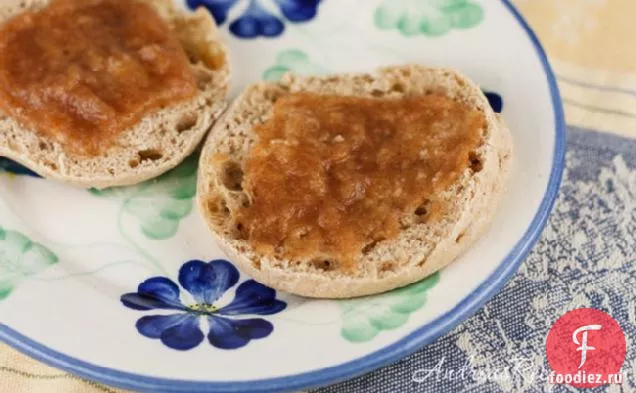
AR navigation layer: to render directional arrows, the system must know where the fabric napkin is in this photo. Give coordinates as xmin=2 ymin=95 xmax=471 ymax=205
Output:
xmin=2 ymin=1 xmax=635 ymax=392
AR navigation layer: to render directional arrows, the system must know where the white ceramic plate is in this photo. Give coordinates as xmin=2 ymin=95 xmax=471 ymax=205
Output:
xmin=0 ymin=0 xmax=565 ymax=392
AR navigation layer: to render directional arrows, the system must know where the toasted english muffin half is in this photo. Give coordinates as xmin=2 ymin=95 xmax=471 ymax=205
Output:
xmin=0 ymin=0 xmax=230 ymax=189
xmin=197 ymin=65 xmax=512 ymax=298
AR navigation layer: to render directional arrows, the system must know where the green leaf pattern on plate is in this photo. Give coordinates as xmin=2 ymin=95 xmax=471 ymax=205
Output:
xmin=340 ymin=272 xmax=440 ymax=342
xmin=0 ymin=226 xmax=58 ymax=301
xmin=263 ymin=49 xmax=327 ymax=81
xmin=375 ymin=0 xmax=484 ymax=37
xmin=90 ymin=154 xmax=198 ymax=240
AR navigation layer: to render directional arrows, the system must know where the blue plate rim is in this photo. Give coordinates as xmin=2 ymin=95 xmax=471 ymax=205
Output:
xmin=0 ymin=1 xmax=566 ymax=392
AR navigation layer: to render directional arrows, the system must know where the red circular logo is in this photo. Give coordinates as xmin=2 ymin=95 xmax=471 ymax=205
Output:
xmin=546 ymin=308 xmax=626 ymax=388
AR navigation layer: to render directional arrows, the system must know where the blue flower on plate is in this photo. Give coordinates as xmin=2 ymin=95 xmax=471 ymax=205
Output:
xmin=483 ymin=91 xmax=503 ymax=113
xmin=121 ymin=259 xmax=286 ymax=351
xmin=0 ymin=158 xmax=40 ymax=178
xmin=187 ymin=0 xmax=321 ymax=38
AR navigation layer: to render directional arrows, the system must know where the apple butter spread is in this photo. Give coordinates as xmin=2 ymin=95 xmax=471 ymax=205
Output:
xmin=0 ymin=0 xmax=198 ymax=155
xmin=236 ymin=93 xmax=486 ymax=269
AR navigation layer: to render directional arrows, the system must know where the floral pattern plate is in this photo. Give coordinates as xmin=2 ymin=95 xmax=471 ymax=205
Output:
xmin=0 ymin=0 xmax=565 ymax=392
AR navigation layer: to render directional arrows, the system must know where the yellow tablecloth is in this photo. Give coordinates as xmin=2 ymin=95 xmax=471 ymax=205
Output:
xmin=519 ymin=0 xmax=636 ymax=138
xmin=2 ymin=1 xmax=634 ymax=391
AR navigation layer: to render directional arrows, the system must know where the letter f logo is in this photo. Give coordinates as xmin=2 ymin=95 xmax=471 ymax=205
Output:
xmin=573 ymin=325 xmax=602 ymax=369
